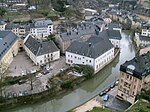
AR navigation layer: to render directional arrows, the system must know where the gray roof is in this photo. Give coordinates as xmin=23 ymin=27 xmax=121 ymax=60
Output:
xmin=25 ymin=36 xmax=59 ymax=56
xmin=66 ymin=35 xmax=114 ymax=59
xmin=0 ymin=31 xmax=18 ymax=60
xmin=139 ymin=35 xmax=150 ymax=41
xmin=0 ymin=20 xmax=6 ymax=25
xmin=59 ymin=22 xmax=98 ymax=41
xmin=30 ymin=19 xmax=53 ymax=28
xmin=108 ymin=22 xmax=120 ymax=30
xmin=107 ymin=30 xmax=122 ymax=40
xmin=5 ymin=23 xmax=20 ymax=30
xmin=120 ymin=52 xmax=150 ymax=79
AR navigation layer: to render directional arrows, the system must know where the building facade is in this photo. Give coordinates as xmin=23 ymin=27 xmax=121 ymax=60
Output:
xmin=66 ymin=35 xmax=114 ymax=73
xmin=117 ymin=52 xmax=150 ymax=104
xmin=30 ymin=19 xmax=53 ymax=38
xmin=0 ymin=31 xmax=19 ymax=71
xmin=24 ymin=36 xmax=60 ymax=66
xmin=0 ymin=20 xmax=7 ymax=31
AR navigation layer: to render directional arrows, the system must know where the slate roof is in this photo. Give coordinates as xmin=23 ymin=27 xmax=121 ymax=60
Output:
xmin=0 ymin=20 xmax=6 ymax=25
xmin=139 ymin=35 xmax=150 ymax=41
xmin=120 ymin=52 xmax=150 ymax=79
xmin=107 ymin=30 xmax=122 ymax=40
xmin=66 ymin=35 xmax=114 ymax=59
xmin=60 ymin=22 xmax=98 ymax=41
xmin=108 ymin=22 xmax=120 ymax=30
xmin=30 ymin=19 xmax=53 ymax=28
xmin=0 ymin=31 xmax=18 ymax=60
xmin=25 ymin=36 xmax=59 ymax=56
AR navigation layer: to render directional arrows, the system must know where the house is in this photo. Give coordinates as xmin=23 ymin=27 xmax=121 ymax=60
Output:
xmin=107 ymin=22 xmax=122 ymax=32
xmin=140 ymin=44 xmax=150 ymax=55
xmin=0 ymin=20 xmax=7 ymax=31
xmin=84 ymin=8 xmax=97 ymax=16
xmin=141 ymin=23 xmax=150 ymax=37
xmin=105 ymin=30 xmax=122 ymax=48
xmin=117 ymin=52 xmax=150 ymax=104
xmin=30 ymin=19 xmax=53 ymax=38
xmin=66 ymin=35 xmax=115 ymax=73
xmin=5 ymin=23 xmax=28 ymax=37
xmin=135 ymin=23 xmax=150 ymax=47
xmin=56 ymin=22 xmax=99 ymax=53
xmin=0 ymin=31 xmax=19 ymax=71
xmin=24 ymin=36 xmax=60 ymax=66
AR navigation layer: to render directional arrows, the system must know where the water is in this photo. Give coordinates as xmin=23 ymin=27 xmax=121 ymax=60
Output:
xmin=4 ymin=32 xmax=136 ymax=112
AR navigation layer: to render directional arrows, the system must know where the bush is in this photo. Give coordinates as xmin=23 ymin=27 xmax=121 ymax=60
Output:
xmin=61 ymin=80 xmax=73 ymax=89
xmin=0 ymin=96 xmax=6 ymax=103
xmin=74 ymin=65 xmax=94 ymax=79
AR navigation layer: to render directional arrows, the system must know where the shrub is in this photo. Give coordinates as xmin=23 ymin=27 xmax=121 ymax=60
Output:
xmin=61 ymin=80 xmax=73 ymax=89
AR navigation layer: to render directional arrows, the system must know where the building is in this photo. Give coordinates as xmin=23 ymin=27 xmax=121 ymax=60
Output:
xmin=5 ymin=23 xmax=28 ymax=37
xmin=0 ymin=20 xmax=7 ymax=31
xmin=24 ymin=36 xmax=60 ymax=66
xmin=117 ymin=52 xmax=150 ymax=104
xmin=0 ymin=31 xmax=19 ymax=71
xmin=141 ymin=23 xmax=150 ymax=37
xmin=135 ymin=23 xmax=150 ymax=47
xmin=66 ymin=35 xmax=114 ymax=73
xmin=105 ymin=30 xmax=122 ymax=48
xmin=107 ymin=22 xmax=122 ymax=32
xmin=30 ymin=19 xmax=53 ymax=38
xmin=56 ymin=22 xmax=99 ymax=53
xmin=84 ymin=8 xmax=97 ymax=16
xmin=139 ymin=44 xmax=150 ymax=55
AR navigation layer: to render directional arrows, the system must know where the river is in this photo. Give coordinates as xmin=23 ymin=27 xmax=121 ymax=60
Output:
xmin=4 ymin=31 xmax=136 ymax=112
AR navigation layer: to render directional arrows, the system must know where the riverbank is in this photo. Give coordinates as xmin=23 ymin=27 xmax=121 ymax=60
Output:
xmin=0 ymin=49 xmax=120 ymax=111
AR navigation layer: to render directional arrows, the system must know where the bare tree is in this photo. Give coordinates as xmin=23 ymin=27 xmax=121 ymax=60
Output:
xmin=0 ymin=62 xmax=8 ymax=96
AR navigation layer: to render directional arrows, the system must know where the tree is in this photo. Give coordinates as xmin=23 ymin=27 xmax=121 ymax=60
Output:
xmin=0 ymin=62 xmax=8 ymax=96
xmin=0 ymin=7 xmax=7 ymax=17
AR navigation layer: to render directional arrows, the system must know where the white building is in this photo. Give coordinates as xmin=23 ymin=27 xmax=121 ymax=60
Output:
xmin=0 ymin=20 xmax=7 ymax=31
xmin=30 ymin=19 xmax=53 ymax=38
xmin=141 ymin=23 xmax=150 ymax=37
xmin=135 ymin=23 xmax=150 ymax=47
xmin=24 ymin=36 xmax=60 ymax=66
xmin=66 ymin=35 xmax=114 ymax=73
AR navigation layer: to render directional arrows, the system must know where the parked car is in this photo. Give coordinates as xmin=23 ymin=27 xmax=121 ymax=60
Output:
xmin=18 ymin=80 xmax=26 ymax=85
xmin=110 ymin=83 xmax=115 ymax=88
xmin=99 ymin=91 xmax=106 ymax=96
xmin=105 ymin=88 xmax=111 ymax=93
xmin=30 ymin=69 xmax=36 ymax=74
xmin=43 ymin=70 xmax=49 ymax=75
xmin=18 ymin=91 xmax=23 ymax=96
xmin=21 ymin=71 xmax=26 ymax=76
xmin=36 ymin=73 xmax=43 ymax=78
xmin=103 ymin=94 xmax=109 ymax=101
xmin=115 ymin=80 xmax=119 ymax=85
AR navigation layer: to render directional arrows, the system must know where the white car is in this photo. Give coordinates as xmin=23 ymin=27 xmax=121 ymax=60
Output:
xmin=21 ymin=71 xmax=26 ymax=76
xmin=36 ymin=73 xmax=43 ymax=78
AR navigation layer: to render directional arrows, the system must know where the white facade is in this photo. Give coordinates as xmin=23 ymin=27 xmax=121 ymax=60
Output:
xmin=30 ymin=25 xmax=53 ymax=38
xmin=109 ymin=39 xmax=120 ymax=48
xmin=0 ymin=24 xmax=6 ymax=31
xmin=66 ymin=48 xmax=114 ymax=73
xmin=141 ymin=29 xmax=150 ymax=37
xmin=24 ymin=45 xmax=60 ymax=66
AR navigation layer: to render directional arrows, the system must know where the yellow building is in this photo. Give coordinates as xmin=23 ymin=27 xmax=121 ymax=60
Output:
xmin=0 ymin=31 xmax=19 ymax=72
xmin=117 ymin=52 xmax=150 ymax=104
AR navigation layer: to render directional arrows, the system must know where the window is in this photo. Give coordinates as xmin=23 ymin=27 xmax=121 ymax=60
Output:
xmin=89 ymin=60 xmax=91 ymax=63
xmin=127 ymin=75 xmax=129 ymax=79
xmin=75 ymin=56 xmax=77 ymax=59
xmin=40 ymin=60 xmax=42 ymax=63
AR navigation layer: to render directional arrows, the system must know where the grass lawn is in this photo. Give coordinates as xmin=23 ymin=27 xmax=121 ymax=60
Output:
xmin=126 ymin=100 xmax=150 ymax=112
xmin=89 ymin=107 xmax=110 ymax=112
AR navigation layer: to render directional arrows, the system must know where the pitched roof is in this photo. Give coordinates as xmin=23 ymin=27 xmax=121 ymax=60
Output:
xmin=139 ymin=35 xmax=150 ymax=41
xmin=59 ymin=22 xmax=98 ymax=41
xmin=66 ymin=35 xmax=114 ymax=59
xmin=0 ymin=31 xmax=18 ymax=60
xmin=25 ymin=36 xmax=59 ymax=56
xmin=0 ymin=20 xmax=6 ymax=25
xmin=30 ymin=19 xmax=53 ymax=28
xmin=107 ymin=30 xmax=122 ymax=40
xmin=108 ymin=22 xmax=120 ymax=30
xmin=120 ymin=52 xmax=150 ymax=79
